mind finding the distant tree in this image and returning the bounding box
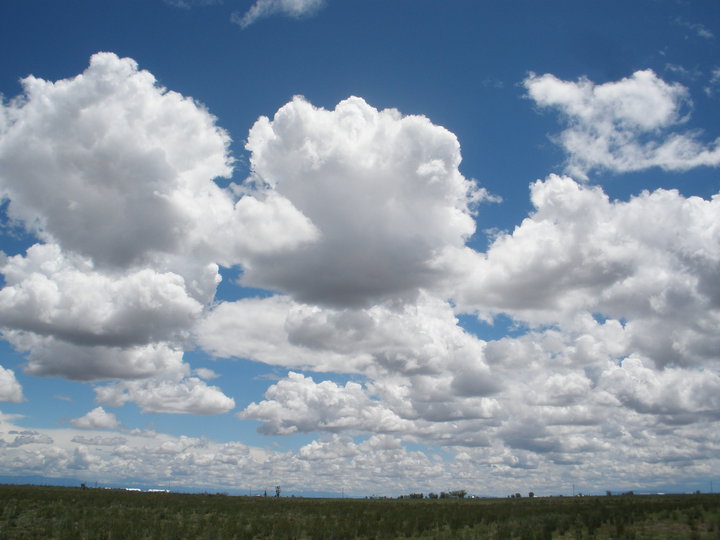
[606,490,612,496]
[264,489,267,497]
[449,490,467,499]
[275,486,281,497]
[439,492,449,499]
[528,492,534,498]
[515,493,522,498]
[428,492,438,499]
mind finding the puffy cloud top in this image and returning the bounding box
[0,52,232,268]
[243,96,483,307]
[240,371,411,435]
[0,53,314,410]
[71,406,120,429]
[454,174,720,368]
[0,52,315,273]
[0,365,24,402]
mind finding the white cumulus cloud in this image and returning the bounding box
[0,52,314,272]
[454,174,720,368]
[0,53,319,409]
[241,95,485,307]
[525,70,720,179]
[95,375,235,415]
[71,406,120,429]
[240,372,412,435]
[0,365,24,402]
[0,244,203,348]
[0,52,232,269]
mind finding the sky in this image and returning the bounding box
[0,0,719,497]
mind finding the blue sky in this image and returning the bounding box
[0,0,719,497]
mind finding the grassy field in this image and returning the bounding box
[1,484,719,539]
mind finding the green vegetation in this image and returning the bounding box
[1,484,719,539]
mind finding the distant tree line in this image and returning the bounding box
[398,489,467,500]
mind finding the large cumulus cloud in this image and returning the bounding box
[0,52,231,269]
[454,174,720,368]
[241,96,487,307]
[0,52,315,273]
[0,53,317,411]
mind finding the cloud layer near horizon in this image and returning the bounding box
[1,53,719,494]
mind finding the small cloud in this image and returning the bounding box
[480,78,504,89]
[232,0,325,28]
[674,17,714,40]
[664,63,701,80]
[193,367,219,380]
[704,67,720,97]
[164,0,222,8]
[71,406,121,430]
[524,69,720,178]
[54,395,73,402]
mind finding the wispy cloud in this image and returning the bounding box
[232,0,325,28]
[674,17,714,40]
[164,0,222,9]
[704,67,720,97]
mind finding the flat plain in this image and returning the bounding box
[1,484,719,539]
